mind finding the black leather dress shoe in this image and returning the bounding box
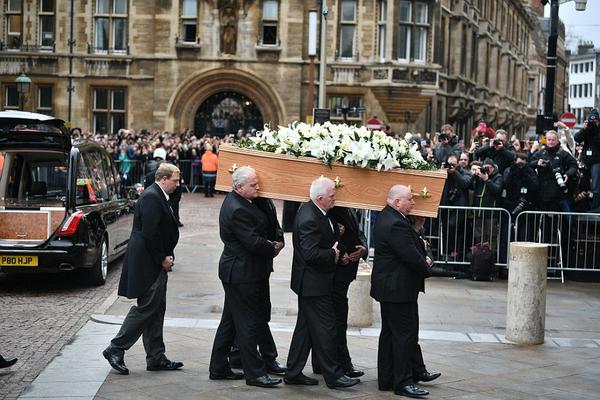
[0,356,17,369]
[394,384,429,398]
[344,369,364,378]
[102,349,129,375]
[246,375,282,388]
[284,373,319,385]
[414,371,441,383]
[146,359,184,371]
[326,375,360,389]
[209,370,244,380]
[265,360,286,375]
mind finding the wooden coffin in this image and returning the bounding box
[215,145,447,217]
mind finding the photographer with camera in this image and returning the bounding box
[473,129,517,174]
[434,124,461,166]
[503,153,539,217]
[530,130,578,212]
[574,108,600,209]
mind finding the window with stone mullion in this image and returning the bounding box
[39,0,55,48]
[338,0,357,60]
[394,0,429,63]
[93,0,128,53]
[6,0,22,49]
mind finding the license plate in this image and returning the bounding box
[0,255,38,267]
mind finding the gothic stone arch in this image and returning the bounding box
[166,68,285,133]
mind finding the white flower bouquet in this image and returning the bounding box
[236,122,434,171]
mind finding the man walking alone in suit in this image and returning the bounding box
[371,185,441,398]
[103,163,183,374]
[209,166,283,388]
[284,177,360,389]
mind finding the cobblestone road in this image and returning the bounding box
[0,259,123,399]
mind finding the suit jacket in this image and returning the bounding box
[291,201,340,296]
[218,191,276,284]
[118,183,179,299]
[370,205,430,303]
[329,207,367,283]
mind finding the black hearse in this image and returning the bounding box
[0,111,135,285]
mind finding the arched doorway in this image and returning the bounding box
[165,68,285,134]
[194,91,263,137]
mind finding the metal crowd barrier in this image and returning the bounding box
[515,211,600,282]
[360,206,512,273]
[114,159,204,192]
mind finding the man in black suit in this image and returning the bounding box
[284,177,360,389]
[312,206,367,378]
[224,196,287,374]
[103,163,183,375]
[209,166,283,388]
[371,185,441,398]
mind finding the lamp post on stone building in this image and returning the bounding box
[539,0,587,133]
[15,73,31,111]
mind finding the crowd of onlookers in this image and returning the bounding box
[76,107,600,214]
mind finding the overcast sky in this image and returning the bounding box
[545,1,600,51]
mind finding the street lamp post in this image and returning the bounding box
[15,73,31,111]
[540,0,587,132]
[318,0,328,109]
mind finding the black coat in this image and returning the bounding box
[291,201,340,297]
[503,163,539,212]
[574,123,600,167]
[329,207,367,283]
[441,167,472,206]
[529,146,578,202]
[474,143,517,173]
[118,183,179,299]
[370,205,430,303]
[218,191,276,284]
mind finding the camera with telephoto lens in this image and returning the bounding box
[438,133,449,141]
[553,167,567,190]
[511,198,528,216]
[493,139,501,146]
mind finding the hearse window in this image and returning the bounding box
[1,152,66,205]
[76,153,100,205]
[82,150,112,202]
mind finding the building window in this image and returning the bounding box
[181,0,197,43]
[39,0,55,49]
[94,0,128,54]
[527,78,534,107]
[92,88,126,135]
[460,24,467,75]
[377,0,387,62]
[3,84,19,109]
[6,0,22,49]
[260,0,279,45]
[37,85,53,115]
[338,0,357,59]
[396,1,429,62]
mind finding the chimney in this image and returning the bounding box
[578,40,595,54]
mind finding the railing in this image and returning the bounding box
[114,159,204,192]
[515,211,600,282]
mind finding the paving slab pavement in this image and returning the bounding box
[17,194,600,399]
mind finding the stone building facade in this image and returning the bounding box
[0,0,566,140]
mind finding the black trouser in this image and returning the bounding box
[209,281,268,380]
[228,280,278,366]
[285,295,344,384]
[378,301,425,389]
[110,271,168,366]
[311,278,353,372]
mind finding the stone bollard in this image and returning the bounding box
[506,242,549,345]
[348,261,373,327]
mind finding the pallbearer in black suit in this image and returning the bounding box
[209,166,283,388]
[371,185,441,398]
[284,177,360,389]
[103,163,183,375]
[312,206,367,378]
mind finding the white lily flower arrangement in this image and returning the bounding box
[236,122,434,171]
